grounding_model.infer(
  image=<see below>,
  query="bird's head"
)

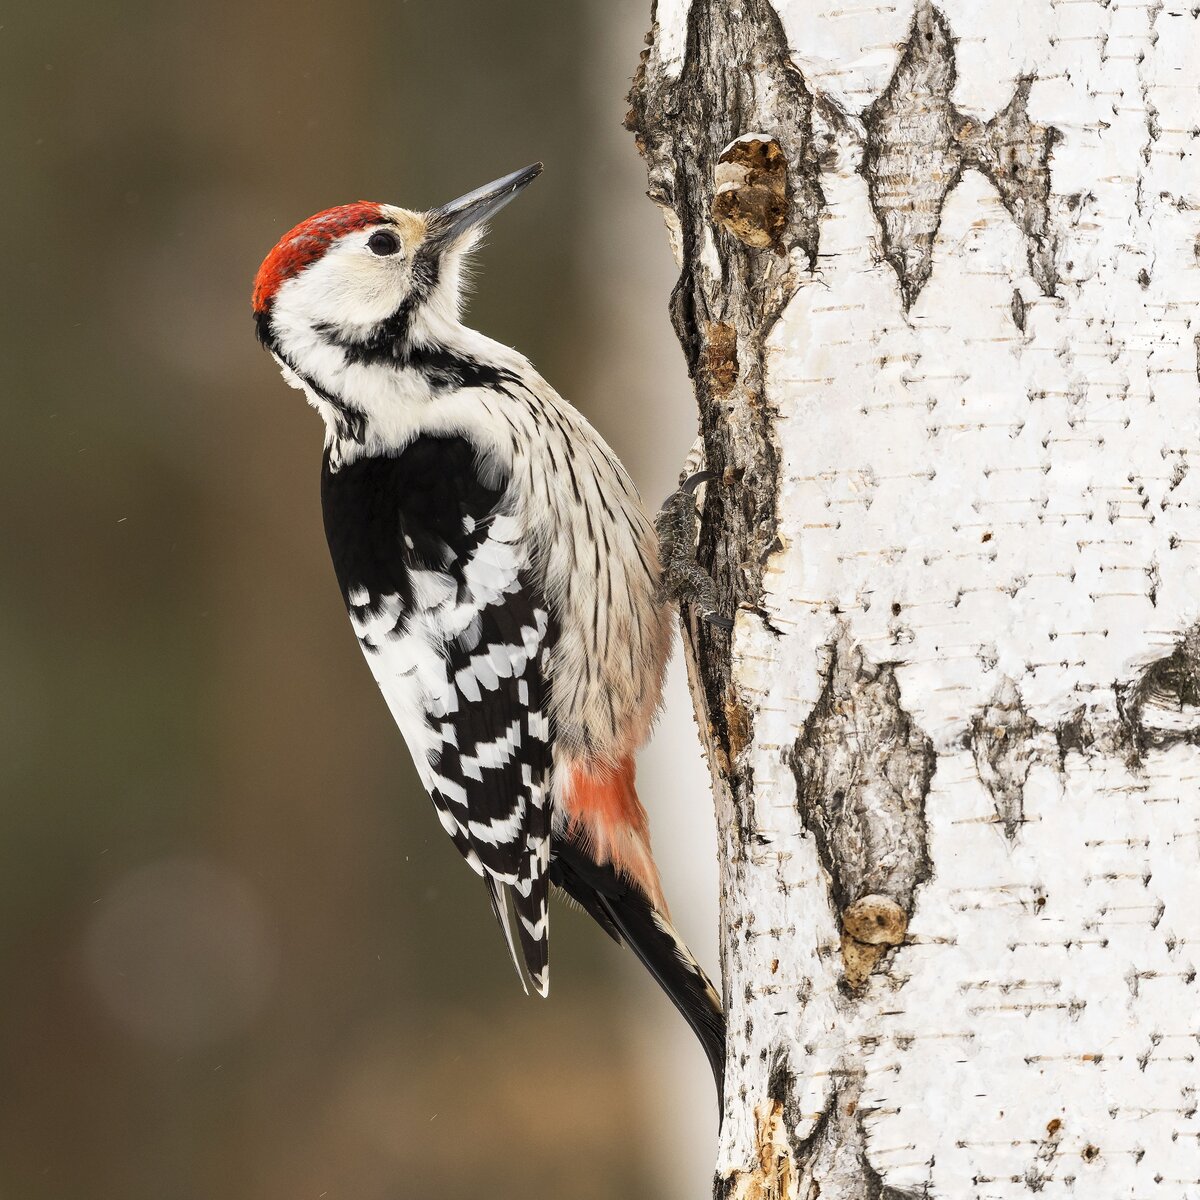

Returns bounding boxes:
[252,163,542,370]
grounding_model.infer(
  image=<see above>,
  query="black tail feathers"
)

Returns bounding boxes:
[549,830,726,1102]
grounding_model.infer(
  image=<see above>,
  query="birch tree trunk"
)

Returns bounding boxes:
[627,2,1200,1195]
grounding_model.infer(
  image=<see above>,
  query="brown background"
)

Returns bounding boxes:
[0,1,722,1197]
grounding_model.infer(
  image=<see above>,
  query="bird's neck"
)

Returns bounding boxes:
[303,311,534,468]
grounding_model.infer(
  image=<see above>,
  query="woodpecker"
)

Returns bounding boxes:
[252,163,725,1092]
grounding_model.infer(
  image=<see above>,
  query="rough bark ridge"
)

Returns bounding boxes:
[631,0,1200,1197]
[628,0,821,787]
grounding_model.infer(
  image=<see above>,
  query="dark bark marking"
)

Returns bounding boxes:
[794,1070,929,1200]
[713,1049,808,1199]
[1024,1117,1065,1192]
[862,4,964,310]
[1054,708,1096,766]
[767,1048,815,1180]
[718,1044,921,1200]
[862,6,1062,307]
[1115,624,1200,761]
[970,678,1039,841]
[1052,625,1200,767]
[1168,457,1189,494]
[1012,288,1028,332]
[789,629,935,988]
[966,75,1062,299]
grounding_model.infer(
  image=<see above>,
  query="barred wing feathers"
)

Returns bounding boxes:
[321,436,556,995]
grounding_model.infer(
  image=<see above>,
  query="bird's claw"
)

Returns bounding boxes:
[655,472,733,631]
[680,469,716,496]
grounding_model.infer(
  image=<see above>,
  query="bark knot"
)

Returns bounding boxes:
[713,135,791,252]
[703,321,741,396]
[841,895,909,989]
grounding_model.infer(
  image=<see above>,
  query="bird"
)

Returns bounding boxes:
[251,163,725,1095]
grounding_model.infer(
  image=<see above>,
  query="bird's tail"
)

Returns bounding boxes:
[549,827,726,1100]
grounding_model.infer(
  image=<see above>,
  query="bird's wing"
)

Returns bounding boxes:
[421,550,557,998]
[325,441,556,998]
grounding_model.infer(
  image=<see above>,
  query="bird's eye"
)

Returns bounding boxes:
[367,229,401,256]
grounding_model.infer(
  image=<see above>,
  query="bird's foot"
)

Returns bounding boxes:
[655,470,733,630]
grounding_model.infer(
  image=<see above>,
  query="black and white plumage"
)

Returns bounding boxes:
[321,436,555,990]
[252,165,725,1093]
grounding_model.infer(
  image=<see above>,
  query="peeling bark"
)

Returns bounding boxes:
[630,0,1200,1196]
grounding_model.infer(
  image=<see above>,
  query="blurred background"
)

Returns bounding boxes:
[0,2,720,1198]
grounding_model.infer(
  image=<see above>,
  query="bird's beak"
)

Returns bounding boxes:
[428,163,543,246]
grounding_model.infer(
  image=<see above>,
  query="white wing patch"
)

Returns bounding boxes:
[345,512,555,995]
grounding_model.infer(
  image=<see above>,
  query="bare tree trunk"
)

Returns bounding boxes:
[628,1,1200,1195]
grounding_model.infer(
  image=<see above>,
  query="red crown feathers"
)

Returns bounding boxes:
[252,201,384,313]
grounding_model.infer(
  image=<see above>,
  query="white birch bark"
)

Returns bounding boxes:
[628,1,1200,1196]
